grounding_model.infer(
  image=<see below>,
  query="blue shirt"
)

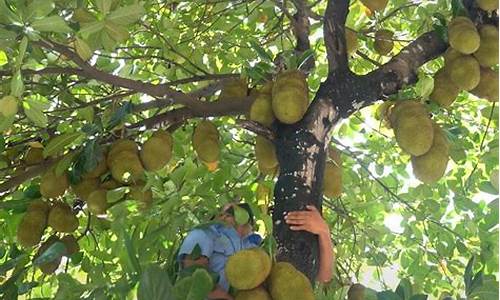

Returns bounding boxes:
[178,223,262,291]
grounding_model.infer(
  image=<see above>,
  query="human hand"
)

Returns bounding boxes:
[284,205,329,235]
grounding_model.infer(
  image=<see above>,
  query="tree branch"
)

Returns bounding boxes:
[323,0,350,72]
[0,67,84,78]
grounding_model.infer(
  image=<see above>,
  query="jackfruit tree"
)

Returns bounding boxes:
[0,0,498,299]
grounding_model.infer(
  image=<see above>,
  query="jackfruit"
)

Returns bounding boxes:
[48,202,79,232]
[255,136,278,170]
[474,25,499,67]
[360,0,388,11]
[348,284,366,300]
[108,139,139,159]
[0,95,18,117]
[17,201,49,248]
[36,236,62,275]
[203,160,219,172]
[272,70,309,124]
[429,68,460,108]
[448,17,480,54]
[219,78,248,100]
[24,147,44,165]
[61,235,79,256]
[388,100,427,127]
[192,120,219,146]
[72,178,99,201]
[346,29,359,55]
[477,0,499,11]
[87,189,108,215]
[129,184,153,210]
[448,55,480,91]
[109,151,145,184]
[471,68,499,102]
[100,179,121,190]
[195,138,220,163]
[250,93,275,127]
[443,47,462,65]
[324,161,342,198]
[140,130,173,171]
[268,262,314,300]
[393,107,434,156]
[328,146,342,166]
[235,287,272,300]
[374,30,394,56]
[225,248,272,290]
[411,124,449,184]
[40,169,69,198]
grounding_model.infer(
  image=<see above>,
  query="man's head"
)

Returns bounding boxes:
[218,202,255,237]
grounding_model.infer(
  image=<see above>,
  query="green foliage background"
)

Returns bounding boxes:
[0,0,498,299]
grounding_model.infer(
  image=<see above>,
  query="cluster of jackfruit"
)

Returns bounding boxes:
[192,120,220,171]
[250,70,309,126]
[374,29,394,56]
[387,101,450,184]
[430,18,498,107]
[225,249,314,300]
[323,146,343,198]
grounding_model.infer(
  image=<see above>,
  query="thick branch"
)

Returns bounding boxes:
[323,0,350,72]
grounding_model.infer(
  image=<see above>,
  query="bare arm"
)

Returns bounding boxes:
[284,205,335,283]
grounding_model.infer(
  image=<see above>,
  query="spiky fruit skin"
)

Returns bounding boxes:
[72,178,99,201]
[443,47,462,65]
[430,68,460,108]
[474,25,499,67]
[218,78,248,100]
[272,70,309,124]
[108,139,139,158]
[255,136,278,171]
[48,202,79,233]
[40,170,69,198]
[108,151,145,184]
[129,185,153,210]
[411,124,449,184]
[471,68,499,102]
[140,130,173,171]
[269,262,314,300]
[36,236,62,275]
[235,287,272,300]
[346,29,359,55]
[374,30,394,56]
[250,94,275,127]
[61,235,79,256]
[87,189,108,215]
[0,95,18,117]
[392,103,434,156]
[225,248,272,290]
[24,147,44,165]
[477,0,499,11]
[193,120,220,164]
[196,139,220,163]
[17,201,50,248]
[348,284,366,300]
[324,161,342,198]
[448,55,480,91]
[360,0,388,11]
[448,17,480,54]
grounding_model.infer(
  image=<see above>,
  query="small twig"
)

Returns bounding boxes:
[236,120,275,140]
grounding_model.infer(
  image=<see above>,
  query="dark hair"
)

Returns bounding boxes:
[225,203,255,225]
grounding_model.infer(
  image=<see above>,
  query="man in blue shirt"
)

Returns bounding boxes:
[178,203,334,300]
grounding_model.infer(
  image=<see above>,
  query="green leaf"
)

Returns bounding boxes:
[107,3,145,26]
[249,40,273,62]
[43,132,83,158]
[55,152,78,176]
[31,15,72,33]
[0,254,27,274]
[464,256,475,293]
[33,242,65,265]
[395,278,413,300]
[16,36,28,70]
[106,102,132,130]
[23,96,48,127]
[79,21,105,38]
[96,0,113,15]
[415,75,434,98]
[187,268,214,300]
[0,114,15,132]
[137,264,175,300]
[0,50,7,66]
[10,70,24,97]
[27,0,54,19]
[468,276,499,300]
[234,205,249,225]
[409,295,428,300]
[122,227,141,275]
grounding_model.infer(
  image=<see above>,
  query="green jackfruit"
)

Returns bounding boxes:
[471,68,499,102]
[448,55,480,91]
[72,178,99,201]
[393,109,434,156]
[109,151,145,184]
[36,236,62,275]
[255,136,278,170]
[272,70,309,124]
[429,68,460,108]
[17,202,49,248]
[48,202,79,233]
[61,235,79,256]
[268,262,314,300]
[250,93,275,127]
[225,248,272,290]
[374,30,394,56]
[324,161,342,198]
[129,184,153,210]
[24,147,44,165]
[477,0,499,11]
[140,130,173,171]
[474,25,499,67]
[40,169,69,199]
[411,124,449,184]
[87,189,108,215]
[219,78,248,100]
[235,287,272,300]
[448,17,480,54]
[346,29,359,55]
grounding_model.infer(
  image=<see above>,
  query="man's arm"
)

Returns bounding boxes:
[284,205,335,283]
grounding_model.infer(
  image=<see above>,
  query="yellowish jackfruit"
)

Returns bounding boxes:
[346,29,359,55]
[360,0,388,11]
[448,17,480,54]
[40,169,69,198]
[411,124,449,184]
[448,55,480,91]
[474,25,499,67]
[225,248,272,290]
[443,47,462,65]
[324,161,342,198]
[109,151,145,184]
[24,147,44,165]
[140,130,173,171]
[235,287,272,300]
[192,121,220,163]
[374,30,394,56]
[429,68,460,108]
[269,262,314,300]
[388,100,427,127]
[219,78,248,100]
[477,0,499,11]
[272,70,309,124]
[195,138,220,163]
[48,202,78,232]
[471,68,499,102]
[72,178,99,201]
[87,189,108,215]
[17,202,49,248]
[250,94,275,127]
[394,112,434,156]
[255,136,278,170]
[108,139,139,159]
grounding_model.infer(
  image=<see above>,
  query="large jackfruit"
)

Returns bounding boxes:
[272,70,309,124]
[255,136,278,171]
[429,68,460,108]
[129,184,153,210]
[443,47,462,65]
[24,147,44,165]
[87,189,108,215]
[17,201,50,248]
[225,248,272,290]
[72,178,99,201]
[411,124,449,184]
[235,287,272,300]
[193,120,220,165]
[268,262,314,300]
[48,202,79,232]
[471,68,499,102]
[250,83,275,127]
[108,151,145,184]
[219,78,248,100]
[477,0,499,11]
[36,236,62,275]
[108,139,139,158]
[374,30,394,56]
[474,25,499,67]
[448,17,480,54]
[140,130,173,171]
[448,55,480,91]
[348,284,366,300]
[323,146,342,198]
[346,28,359,55]
[40,169,69,198]
[82,154,108,179]
[360,0,388,11]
